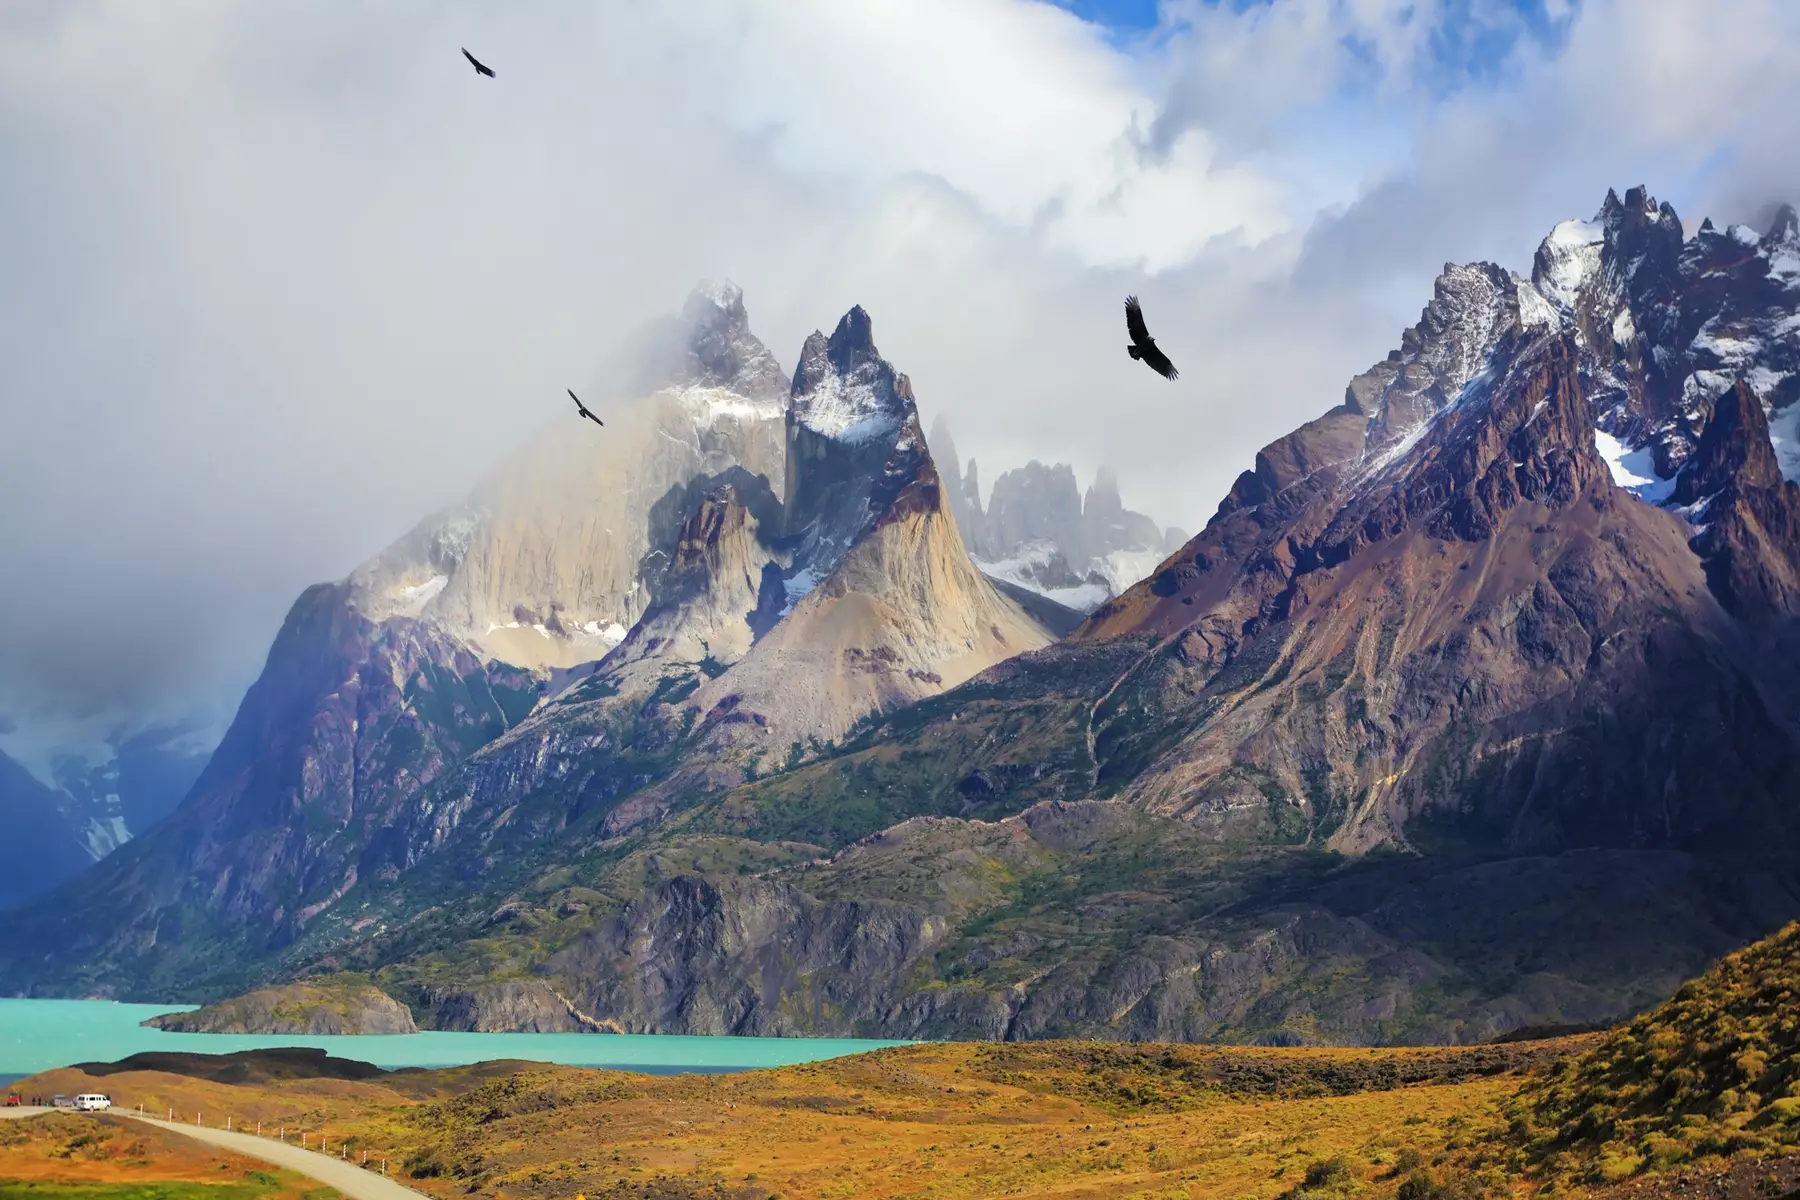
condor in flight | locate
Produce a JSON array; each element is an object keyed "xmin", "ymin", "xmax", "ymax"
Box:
[{"xmin": 1124, "ymin": 295, "xmax": 1178, "ymax": 381}]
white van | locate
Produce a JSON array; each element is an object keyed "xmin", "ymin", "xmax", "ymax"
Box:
[{"xmin": 73, "ymin": 1094, "xmax": 111, "ymax": 1111}]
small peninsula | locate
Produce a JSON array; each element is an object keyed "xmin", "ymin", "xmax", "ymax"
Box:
[{"xmin": 144, "ymin": 977, "xmax": 417, "ymax": 1035}]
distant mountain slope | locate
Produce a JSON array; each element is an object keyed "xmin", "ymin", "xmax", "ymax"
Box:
[
  {"xmin": 929, "ymin": 416, "xmax": 1187, "ymax": 613},
  {"xmin": 0, "ymin": 748, "xmax": 91, "ymax": 911}
]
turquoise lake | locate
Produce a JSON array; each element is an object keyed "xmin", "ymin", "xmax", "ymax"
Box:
[{"xmin": 0, "ymin": 999, "xmax": 909, "ymax": 1083}]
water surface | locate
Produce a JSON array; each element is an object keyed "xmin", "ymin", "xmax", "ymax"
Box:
[{"xmin": 0, "ymin": 998, "xmax": 909, "ymax": 1078}]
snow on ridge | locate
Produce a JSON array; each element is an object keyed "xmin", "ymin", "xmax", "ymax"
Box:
[
  {"xmin": 672, "ymin": 384, "xmax": 784, "ymax": 427},
  {"xmin": 1097, "ymin": 548, "xmax": 1167, "ymax": 596},
  {"xmin": 398, "ymin": 574, "xmax": 448, "ymax": 605},
  {"xmin": 1595, "ymin": 429, "xmax": 1677, "ymax": 505},
  {"xmin": 1770, "ymin": 248, "xmax": 1800, "ymax": 286},
  {"xmin": 1549, "ymin": 218, "xmax": 1604, "ymax": 250},
  {"xmin": 780, "ymin": 564, "xmax": 825, "ymax": 615},
  {"xmin": 975, "ymin": 545, "xmax": 1110, "ymax": 613},
  {"xmin": 1537, "ymin": 218, "xmax": 1604, "ymax": 308},
  {"xmin": 1516, "ymin": 277, "xmax": 1559, "ymax": 330},
  {"xmin": 1690, "ymin": 320, "xmax": 1763, "ymax": 365},
  {"xmin": 795, "ymin": 377, "xmax": 902, "ymax": 444},
  {"xmin": 577, "ymin": 620, "xmax": 628, "ymax": 647}
]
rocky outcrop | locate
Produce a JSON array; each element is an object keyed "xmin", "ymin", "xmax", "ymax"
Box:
[
  {"xmin": 541, "ymin": 801, "xmax": 1800, "ymax": 1044},
  {"xmin": 145, "ymin": 978, "xmax": 416, "ymax": 1034},
  {"xmin": 1524, "ymin": 186, "xmax": 1800, "ymax": 484}
]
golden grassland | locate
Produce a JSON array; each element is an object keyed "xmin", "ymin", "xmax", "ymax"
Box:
[
  {"xmin": 20, "ymin": 1040, "xmax": 1577, "ymax": 1200},
  {"xmin": 0, "ymin": 1110, "xmax": 338, "ymax": 1200}
]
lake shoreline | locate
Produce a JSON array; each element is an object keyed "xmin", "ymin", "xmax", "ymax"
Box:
[{"xmin": 0, "ymin": 997, "xmax": 911, "ymax": 1079}]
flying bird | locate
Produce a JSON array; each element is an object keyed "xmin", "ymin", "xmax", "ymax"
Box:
[
  {"xmin": 1124, "ymin": 295, "xmax": 1178, "ymax": 381},
  {"xmin": 569, "ymin": 389, "xmax": 603, "ymax": 429},
  {"xmin": 461, "ymin": 48, "xmax": 495, "ymax": 78}
]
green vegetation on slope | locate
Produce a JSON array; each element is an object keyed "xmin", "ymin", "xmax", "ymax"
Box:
[{"xmin": 1482, "ymin": 918, "xmax": 1800, "ymax": 1185}]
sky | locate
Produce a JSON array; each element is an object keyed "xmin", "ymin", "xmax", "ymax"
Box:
[{"xmin": 1, "ymin": 0, "xmax": 1798, "ymax": 768}]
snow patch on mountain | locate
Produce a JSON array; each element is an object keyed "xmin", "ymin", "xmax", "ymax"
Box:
[
  {"xmin": 391, "ymin": 574, "xmax": 448, "ymax": 615},
  {"xmin": 1595, "ymin": 429, "xmax": 1677, "ymax": 504},
  {"xmin": 975, "ymin": 543, "xmax": 1110, "ymax": 612},
  {"xmin": 795, "ymin": 379, "xmax": 900, "ymax": 444},
  {"xmin": 1771, "ymin": 404, "xmax": 1800, "ymax": 483},
  {"xmin": 1096, "ymin": 548, "xmax": 1167, "ymax": 596},
  {"xmin": 1516, "ymin": 277, "xmax": 1558, "ymax": 330},
  {"xmin": 1537, "ymin": 218, "xmax": 1604, "ymax": 308},
  {"xmin": 672, "ymin": 383, "xmax": 786, "ymax": 426}
]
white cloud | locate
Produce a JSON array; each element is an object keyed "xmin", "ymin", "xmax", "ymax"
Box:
[{"xmin": 0, "ymin": 0, "xmax": 1797, "ymax": 753}]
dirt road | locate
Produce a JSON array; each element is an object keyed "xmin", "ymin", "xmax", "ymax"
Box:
[{"xmin": 2, "ymin": 1106, "xmax": 428, "ymax": 1200}]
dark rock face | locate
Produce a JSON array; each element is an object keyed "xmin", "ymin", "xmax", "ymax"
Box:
[
  {"xmin": 782, "ymin": 306, "xmax": 933, "ymax": 576},
  {"xmin": 1676, "ymin": 381, "xmax": 1800, "ymax": 620},
  {"xmin": 1539, "ymin": 186, "xmax": 1800, "ymax": 480},
  {"xmin": 1076, "ymin": 250, "xmax": 1800, "ymax": 859},
  {"xmin": 425, "ymin": 980, "xmax": 596, "ymax": 1033},
  {"xmin": 635, "ymin": 280, "xmax": 790, "ymax": 402}
]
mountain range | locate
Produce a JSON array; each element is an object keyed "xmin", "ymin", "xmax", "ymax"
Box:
[{"xmin": 4, "ymin": 186, "xmax": 1800, "ymax": 1050}]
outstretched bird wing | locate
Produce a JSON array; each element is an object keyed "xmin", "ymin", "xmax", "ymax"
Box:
[
  {"xmin": 1140, "ymin": 344, "xmax": 1179, "ymax": 381},
  {"xmin": 569, "ymin": 389, "xmax": 603, "ymax": 426},
  {"xmin": 1124, "ymin": 295, "xmax": 1152, "ymax": 347},
  {"xmin": 462, "ymin": 48, "xmax": 495, "ymax": 77}
]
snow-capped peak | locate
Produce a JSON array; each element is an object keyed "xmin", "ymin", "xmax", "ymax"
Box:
[{"xmin": 1532, "ymin": 218, "xmax": 1604, "ymax": 310}]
